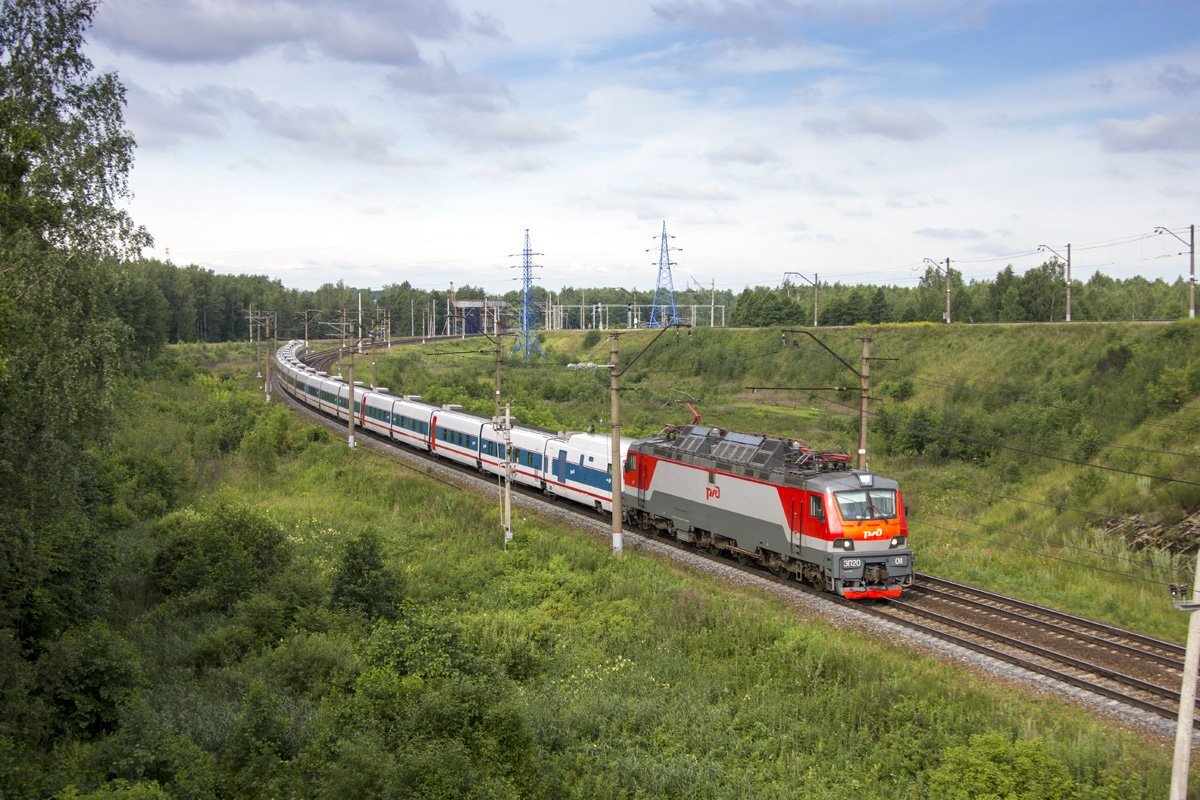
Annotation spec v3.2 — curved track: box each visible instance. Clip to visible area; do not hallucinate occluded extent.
[286,342,1195,728]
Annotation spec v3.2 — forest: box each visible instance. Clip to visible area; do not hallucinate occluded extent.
[123,256,1193,346]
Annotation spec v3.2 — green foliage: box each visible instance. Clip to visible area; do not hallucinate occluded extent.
[89,702,217,800]
[220,683,299,798]
[258,631,356,697]
[100,451,183,525]
[37,622,145,738]
[880,376,914,401]
[56,781,171,800]
[329,530,403,620]
[1148,365,1199,411]
[238,404,293,474]
[926,733,1076,800]
[581,329,602,349]
[150,504,288,611]
[0,0,148,255]
[193,388,257,457]
[363,612,478,681]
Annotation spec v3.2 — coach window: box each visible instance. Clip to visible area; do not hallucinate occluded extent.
[707,471,716,484]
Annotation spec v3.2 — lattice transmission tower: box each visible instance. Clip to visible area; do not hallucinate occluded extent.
[649,220,681,328]
[511,229,544,360]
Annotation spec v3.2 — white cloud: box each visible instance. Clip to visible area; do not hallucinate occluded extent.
[93,0,469,64]
[1099,113,1200,152]
[805,104,945,141]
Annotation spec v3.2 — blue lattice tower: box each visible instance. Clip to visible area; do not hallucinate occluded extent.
[511,229,544,360]
[649,220,681,328]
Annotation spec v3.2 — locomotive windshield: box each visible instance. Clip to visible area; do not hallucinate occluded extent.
[833,489,898,521]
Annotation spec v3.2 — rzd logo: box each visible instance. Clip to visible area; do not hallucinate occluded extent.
[863,527,884,538]
[706,486,721,501]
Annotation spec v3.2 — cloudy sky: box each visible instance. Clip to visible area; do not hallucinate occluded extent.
[88,0,1200,294]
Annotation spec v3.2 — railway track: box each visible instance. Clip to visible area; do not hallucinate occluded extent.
[286,342,1195,729]
[856,574,1193,726]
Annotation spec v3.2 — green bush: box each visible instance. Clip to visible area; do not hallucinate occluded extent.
[260,631,357,697]
[329,531,403,620]
[238,405,292,474]
[37,622,145,738]
[56,781,171,800]
[926,733,1075,800]
[219,683,299,798]
[93,702,217,800]
[151,504,289,611]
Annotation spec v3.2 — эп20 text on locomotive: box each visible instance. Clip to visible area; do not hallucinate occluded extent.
[275,340,913,599]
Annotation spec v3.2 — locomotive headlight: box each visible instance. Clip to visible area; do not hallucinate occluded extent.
[890,536,906,548]
[833,538,854,551]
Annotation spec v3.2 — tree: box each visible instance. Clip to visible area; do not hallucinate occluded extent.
[998,284,1025,322]
[1,0,148,256]
[1,0,152,645]
[868,287,891,323]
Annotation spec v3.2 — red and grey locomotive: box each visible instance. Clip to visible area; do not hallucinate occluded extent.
[622,424,912,599]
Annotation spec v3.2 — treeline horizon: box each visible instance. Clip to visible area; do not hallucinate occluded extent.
[129,256,1195,344]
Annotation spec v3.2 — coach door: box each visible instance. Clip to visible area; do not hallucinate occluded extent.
[554,449,568,484]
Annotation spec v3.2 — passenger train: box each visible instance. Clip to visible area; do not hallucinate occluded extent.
[274,341,913,599]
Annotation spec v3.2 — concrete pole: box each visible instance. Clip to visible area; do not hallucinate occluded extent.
[1170,550,1200,800]
[944,258,952,324]
[814,274,819,327]
[1065,243,1072,323]
[264,314,271,403]
[609,333,623,553]
[503,403,513,548]
[494,330,502,423]
[857,335,871,471]
[346,353,356,449]
[1190,224,1196,321]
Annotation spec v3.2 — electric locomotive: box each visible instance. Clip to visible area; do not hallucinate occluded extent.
[622,424,912,599]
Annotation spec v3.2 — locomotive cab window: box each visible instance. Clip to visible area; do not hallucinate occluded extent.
[625,453,636,471]
[833,489,897,521]
[809,495,825,521]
